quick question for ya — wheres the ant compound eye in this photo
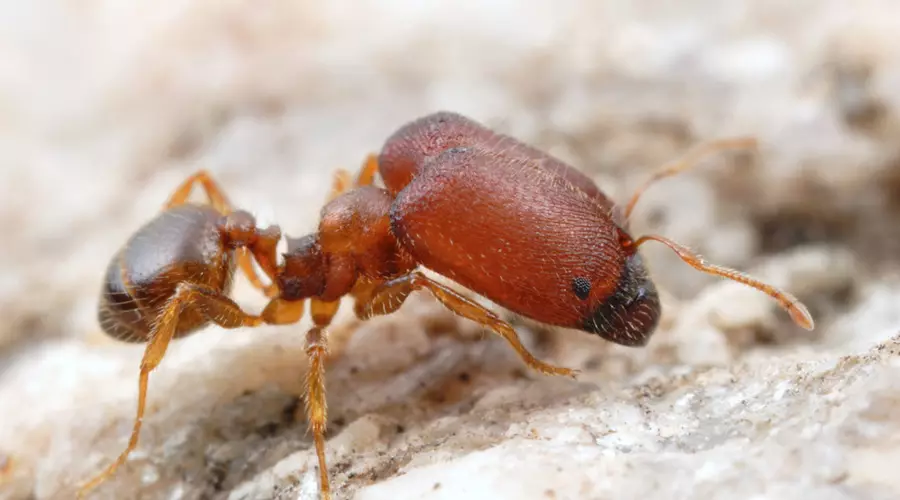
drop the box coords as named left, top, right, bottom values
left=572, top=276, right=591, bottom=300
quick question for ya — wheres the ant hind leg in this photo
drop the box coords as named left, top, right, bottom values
left=164, top=170, right=232, bottom=213
left=76, top=283, right=269, bottom=498
left=165, top=170, right=278, bottom=296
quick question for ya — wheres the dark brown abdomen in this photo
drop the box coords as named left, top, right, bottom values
left=98, top=205, right=235, bottom=342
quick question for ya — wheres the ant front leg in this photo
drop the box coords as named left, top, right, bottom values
left=366, top=272, right=578, bottom=378
left=76, top=284, right=283, bottom=498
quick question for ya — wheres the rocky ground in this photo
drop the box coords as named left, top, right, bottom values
left=1, top=1, right=900, bottom=499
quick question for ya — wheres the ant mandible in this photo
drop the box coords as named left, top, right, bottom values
left=77, top=111, right=813, bottom=500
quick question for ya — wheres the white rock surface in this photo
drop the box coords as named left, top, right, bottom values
left=2, top=1, right=900, bottom=499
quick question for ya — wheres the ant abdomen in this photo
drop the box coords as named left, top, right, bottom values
left=98, top=204, right=237, bottom=343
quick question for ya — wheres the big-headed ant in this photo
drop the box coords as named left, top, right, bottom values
left=78, top=112, right=813, bottom=499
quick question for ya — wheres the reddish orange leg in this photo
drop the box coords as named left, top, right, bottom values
left=298, top=280, right=390, bottom=362
left=328, top=170, right=353, bottom=202
left=304, top=326, right=331, bottom=500
left=300, top=298, right=342, bottom=500
left=327, top=154, right=379, bottom=204
left=164, top=170, right=232, bottom=212
left=297, top=280, right=414, bottom=497
left=367, top=271, right=577, bottom=378
left=348, top=278, right=396, bottom=320
left=76, top=284, right=274, bottom=498
left=628, top=235, right=814, bottom=330
left=236, top=248, right=280, bottom=298
left=623, top=137, right=758, bottom=222
left=219, top=212, right=282, bottom=298
left=260, top=297, right=306, bottom=325
left=354, top=154, right=379, bottom=187
left=164, top=170, right=280, bottom=297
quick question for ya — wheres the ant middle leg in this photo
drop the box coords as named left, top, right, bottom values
left=366, top=272, right=578, bottom=378
left=300, top=298, right=344, bottom=500
left=303, top=280, right=401, bottom=364
left=77, top=283, right=286, bottom=498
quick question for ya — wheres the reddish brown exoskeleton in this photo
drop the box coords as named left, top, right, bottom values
left=78, top=112, right=813, bottom=500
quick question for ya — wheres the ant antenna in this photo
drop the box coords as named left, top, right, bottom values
left=625, top=234, right=814, bottom=330
left=623, top=137, right=758, bottom=223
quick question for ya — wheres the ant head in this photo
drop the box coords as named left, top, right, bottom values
left=580, top=230, right=661, bottom=347
left=277, top=234, right=326, bottom=301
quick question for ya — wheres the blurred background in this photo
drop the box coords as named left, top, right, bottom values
left=1, top=1, right=899, bottom=499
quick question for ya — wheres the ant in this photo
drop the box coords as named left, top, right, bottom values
left=77, top=111, right=813, bottom=500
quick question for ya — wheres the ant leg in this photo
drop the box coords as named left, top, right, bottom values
left=77, top=283, right=278, bottom=498
left=304, top=326, right=332, bottom=500
left=351, top=280, right=378, bottom=319
left=623, top=137, right=758, bottom=221
left=220, top=213, right=283, bottom=298
left=326, top=154, right=378, bottom=203
left=353, top=154, right=379, bottom=187
left=310, top=298, right=341, bottom=326
left=300, top=298, right=342, bottom=500
left=367, top=272, right=577, bottom=378
left=300, top=281, right=390, bottom=364
left=630, top=234, right=815, bottom=330
left=236, top=248, right=277, bottom=296
left=348, top=279, right=406, bottom=320
left=165, top=170, right=277, bottom=296
left=261, top=297, right=306, bottom=325
left=164, top=169, right=232, bottom=212
left=328, top=169, right=353, bottom=202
